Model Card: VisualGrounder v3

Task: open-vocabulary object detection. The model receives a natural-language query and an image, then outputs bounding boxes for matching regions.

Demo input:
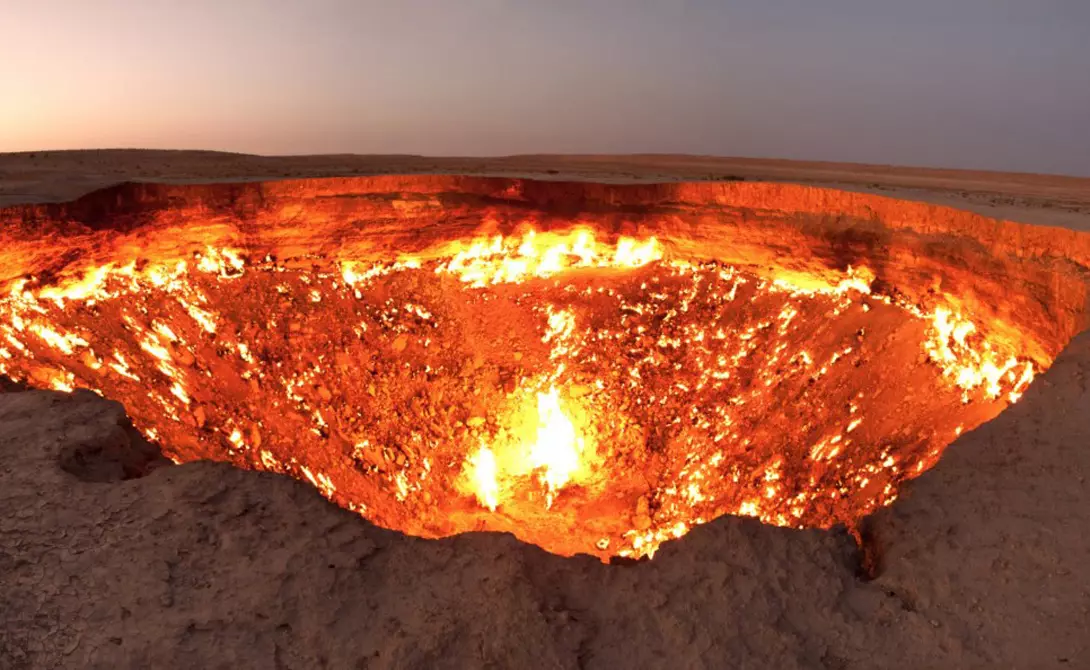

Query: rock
[502,375,518,394]
[81,351,99,369]
[365,445,383,464]
[335,352,353,372]
[392,335,408,352]
[569,384,592,398]
[176,348,196,367]
[466,416,486,428]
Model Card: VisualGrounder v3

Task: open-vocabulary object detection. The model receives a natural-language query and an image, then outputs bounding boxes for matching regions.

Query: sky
[2,0,1088,175]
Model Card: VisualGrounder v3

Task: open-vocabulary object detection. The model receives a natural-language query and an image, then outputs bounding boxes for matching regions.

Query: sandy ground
[2,149,1089,230]
[1,151,1089,669]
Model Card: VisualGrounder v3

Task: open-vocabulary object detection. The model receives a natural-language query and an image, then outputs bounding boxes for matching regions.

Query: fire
[435,228,662,286]
[458,385,591,512]
[465,445,500,511]
[528,387,585,493]
[924,307,1034,402]
[0,223,1048,561]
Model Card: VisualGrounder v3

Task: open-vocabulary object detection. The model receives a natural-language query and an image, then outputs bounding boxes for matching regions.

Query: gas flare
[465,445,500,511]
[528,387,585,494]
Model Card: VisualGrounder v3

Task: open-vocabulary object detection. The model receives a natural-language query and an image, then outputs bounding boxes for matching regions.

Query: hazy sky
[2,0,1088,175]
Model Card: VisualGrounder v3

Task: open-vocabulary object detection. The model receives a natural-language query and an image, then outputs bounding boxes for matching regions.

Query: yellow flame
[436,228,662,287]
[529,387,585,492]
[925,307,1034,401]
[466,445,500,511]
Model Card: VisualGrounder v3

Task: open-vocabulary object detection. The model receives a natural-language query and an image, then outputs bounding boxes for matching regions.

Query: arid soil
[3,149,1090,229]
[1,151,1089,669]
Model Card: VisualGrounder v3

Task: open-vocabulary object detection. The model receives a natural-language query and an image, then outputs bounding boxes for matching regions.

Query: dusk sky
[2,0,1088,175]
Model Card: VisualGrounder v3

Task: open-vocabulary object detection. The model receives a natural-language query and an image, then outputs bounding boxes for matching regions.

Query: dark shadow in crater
[57,406,172,483]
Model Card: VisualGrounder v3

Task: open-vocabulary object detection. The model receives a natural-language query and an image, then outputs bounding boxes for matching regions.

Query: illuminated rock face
[0,177,1087,559]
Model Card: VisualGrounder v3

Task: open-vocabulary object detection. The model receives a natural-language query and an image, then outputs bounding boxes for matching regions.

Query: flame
[924,307,1035,402]
[460,385,590,512]
[529,387,585,493]
[465,445,500,511]
[434,228,662,287]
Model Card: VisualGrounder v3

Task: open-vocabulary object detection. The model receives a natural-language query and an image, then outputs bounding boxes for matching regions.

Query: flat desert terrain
[2,149,1089,230]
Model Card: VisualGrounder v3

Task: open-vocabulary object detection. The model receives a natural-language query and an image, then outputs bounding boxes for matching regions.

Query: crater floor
[0,233,1034,559]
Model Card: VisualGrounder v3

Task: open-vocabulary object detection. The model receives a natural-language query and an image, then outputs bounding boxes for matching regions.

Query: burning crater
[0,177,1085,560]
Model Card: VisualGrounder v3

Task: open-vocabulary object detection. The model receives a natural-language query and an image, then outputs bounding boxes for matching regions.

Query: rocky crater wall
[2,177,1089,364]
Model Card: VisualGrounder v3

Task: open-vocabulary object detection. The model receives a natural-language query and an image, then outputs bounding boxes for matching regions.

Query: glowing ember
[0,226,1044,560]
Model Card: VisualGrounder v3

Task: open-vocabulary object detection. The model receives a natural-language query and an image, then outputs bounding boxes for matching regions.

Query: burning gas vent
[0,177,1080,560]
